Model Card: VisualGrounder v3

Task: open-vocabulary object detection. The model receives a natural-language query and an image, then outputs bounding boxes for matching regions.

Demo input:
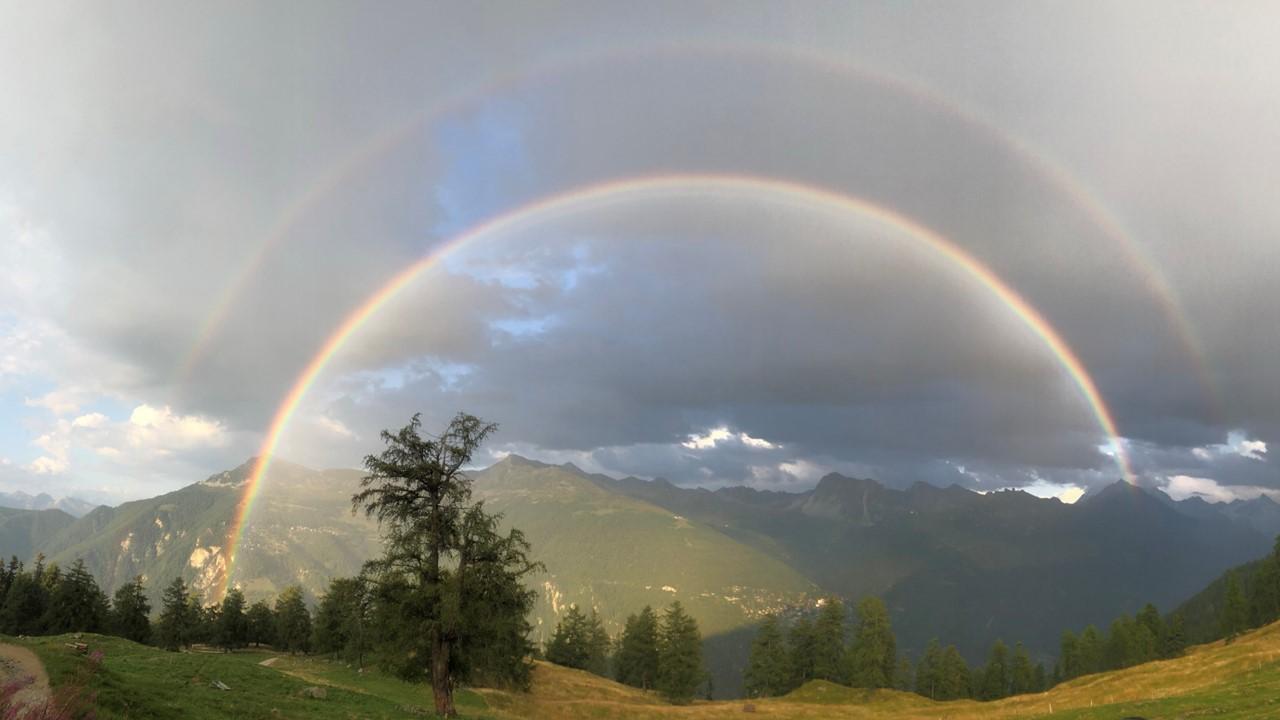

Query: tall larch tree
[354,412,539,716]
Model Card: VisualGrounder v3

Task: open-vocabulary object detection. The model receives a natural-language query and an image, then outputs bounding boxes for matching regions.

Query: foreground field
[10,620,1280,719]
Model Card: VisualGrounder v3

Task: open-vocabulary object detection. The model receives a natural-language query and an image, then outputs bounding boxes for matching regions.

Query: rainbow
[175,40,1215,416]
[215,173,1134,599]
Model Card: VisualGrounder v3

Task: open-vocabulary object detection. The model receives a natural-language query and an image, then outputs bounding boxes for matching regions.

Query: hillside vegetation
[13,618,1280,719]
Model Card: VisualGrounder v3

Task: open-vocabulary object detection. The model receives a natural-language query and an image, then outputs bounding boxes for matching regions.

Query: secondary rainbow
[214,173,1134,599]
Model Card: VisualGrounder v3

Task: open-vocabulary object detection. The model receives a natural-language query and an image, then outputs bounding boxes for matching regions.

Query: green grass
[9,635,494,719]
[17,620,1280,718]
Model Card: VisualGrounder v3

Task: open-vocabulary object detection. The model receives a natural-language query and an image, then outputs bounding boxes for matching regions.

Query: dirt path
[0,643,50,708]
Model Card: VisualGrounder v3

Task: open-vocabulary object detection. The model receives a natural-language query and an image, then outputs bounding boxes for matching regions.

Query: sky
[1,1,1278,506]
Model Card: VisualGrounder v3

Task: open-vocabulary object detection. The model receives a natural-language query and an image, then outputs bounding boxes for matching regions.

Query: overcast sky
[1,1,1277,505]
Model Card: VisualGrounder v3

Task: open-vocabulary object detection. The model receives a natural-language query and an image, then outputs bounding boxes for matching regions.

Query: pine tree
[246,600,276,647]
[1009,642,1034,696]
[1221,571,1248,642]
[847,596,895,689]
[615,606,660,689]
[0,569,46,635]
[585,609,611,677]
[313,577,371,665]
[656,601,704,704]
[915,639,943,699]
[787,616,817,689]
[1058,630,1081,680]
[893,655,913,692]
[1078,625,1103,674]
[215,587,248,651]
[110,576,151,644]
[979,640,1010,700]
[157,576,195,651]
[811,598,846,683]
[1032,662,1047,693]
[1163,612,1187,658]
[1135,603,1164,662]
[938,645,971,700]
[275,585,312,654]
[547,605,591,669]
[743,615,790,698]
[41,559,107,634]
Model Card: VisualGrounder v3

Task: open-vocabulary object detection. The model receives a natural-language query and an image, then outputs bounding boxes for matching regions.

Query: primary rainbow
[215,173,1134,599]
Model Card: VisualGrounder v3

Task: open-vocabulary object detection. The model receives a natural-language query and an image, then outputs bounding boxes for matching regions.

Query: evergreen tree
[354,412,539,714]
[1058,630,1081,680]
[811,598,846,683]
[615,606,660,689]
[787,617,817,689]
[893,655,913,692]
[1009,642,1034,696]
[915,639,943,699]
[215,587,248,651]
[1221,571,1249,642]
[655,601,704,704]
[1135,603,1164,662]
[584,609,611,677]
[275,585,312,654]
[979,640,1010,700]
[0,569,46,636]
[313,577,371,665]
[110,576,151,644]
[1032,662,1047,693]
[1163,613,1187,658]
[1104,615,1134,669]
[847,596,895,689]
[41,559,107,634]
[1078,625,1104,675]
[157,576,195,651]
[246,600,275,647]
[546,605,591,669]
[938,645,971,700]
[743,615,790,698]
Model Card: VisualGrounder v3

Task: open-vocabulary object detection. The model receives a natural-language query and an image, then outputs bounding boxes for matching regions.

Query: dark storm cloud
[2,2,1277,497]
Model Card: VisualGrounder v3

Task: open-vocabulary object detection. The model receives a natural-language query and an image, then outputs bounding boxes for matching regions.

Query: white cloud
[682,426,778,451]
[1192,430,1268,462]
[126,404,225,449]
[315,415,356,439]
[72,412,108,429]
[1161,474,1280,504]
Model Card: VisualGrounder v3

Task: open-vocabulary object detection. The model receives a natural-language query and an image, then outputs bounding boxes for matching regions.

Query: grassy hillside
[481,618,1280,719]
[11,634,495,719]
[19,619,1280,719]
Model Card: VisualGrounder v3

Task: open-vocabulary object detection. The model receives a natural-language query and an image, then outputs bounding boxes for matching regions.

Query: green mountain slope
[599,471,1271,665]
[0,507,76,563]
[473,455,816,641]
[36,459,382,606]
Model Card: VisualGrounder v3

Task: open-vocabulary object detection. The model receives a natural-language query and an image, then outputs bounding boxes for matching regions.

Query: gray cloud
[1,2,1277,498]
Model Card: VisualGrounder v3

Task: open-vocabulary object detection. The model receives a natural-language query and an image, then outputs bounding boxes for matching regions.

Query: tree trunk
[432,630,455,717]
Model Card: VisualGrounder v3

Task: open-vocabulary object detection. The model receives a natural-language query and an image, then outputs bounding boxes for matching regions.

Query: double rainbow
[214,173,1134,599]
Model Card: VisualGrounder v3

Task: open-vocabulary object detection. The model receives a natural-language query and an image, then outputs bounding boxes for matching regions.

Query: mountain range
[0,455,1273,698]
[0,490,98,518]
